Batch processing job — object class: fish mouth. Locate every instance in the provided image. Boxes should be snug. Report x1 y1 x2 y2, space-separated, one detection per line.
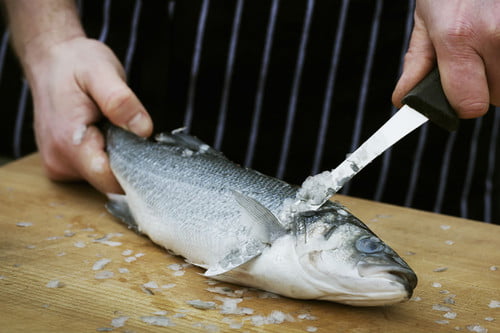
357 261 418 298
388 267 418 297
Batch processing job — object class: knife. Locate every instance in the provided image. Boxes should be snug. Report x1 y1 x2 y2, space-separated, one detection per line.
287 68 459 215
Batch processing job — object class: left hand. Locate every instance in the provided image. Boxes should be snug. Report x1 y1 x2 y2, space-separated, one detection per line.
25 37 153 193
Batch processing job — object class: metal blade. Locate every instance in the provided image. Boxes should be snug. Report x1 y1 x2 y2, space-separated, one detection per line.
286 105 428 215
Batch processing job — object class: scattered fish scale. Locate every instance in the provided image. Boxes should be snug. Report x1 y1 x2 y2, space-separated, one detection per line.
432 304 452 312
140 316 175 327
245 310 295 326
142 281 159 289
466 324 489 333
173 270 185 277
153 310 168 315
489 300 500 308
16 221 33 227
297 313 318 321
110 316 129 328
73 241 86 248
443 296 456 305
186 300 217 310
93 233 123 247
206 286 246 297
122 249 133 256
167 263 183 271
124 256 136 263
215 297 253 315
444 312 457 319
433 267 448 273
94 271 114 279
92 258 112 271
45 280 65 288
221 317 244 329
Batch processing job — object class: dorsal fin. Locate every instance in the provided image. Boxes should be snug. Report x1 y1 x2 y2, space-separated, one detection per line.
155 129 220 156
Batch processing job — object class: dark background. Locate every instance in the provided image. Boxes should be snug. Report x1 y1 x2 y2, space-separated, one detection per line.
0 0 498 223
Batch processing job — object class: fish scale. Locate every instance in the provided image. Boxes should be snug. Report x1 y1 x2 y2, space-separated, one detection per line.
107 127 296 266
105 125 417 306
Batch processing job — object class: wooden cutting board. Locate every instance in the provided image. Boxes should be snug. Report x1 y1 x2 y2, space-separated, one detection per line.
0 154 499 332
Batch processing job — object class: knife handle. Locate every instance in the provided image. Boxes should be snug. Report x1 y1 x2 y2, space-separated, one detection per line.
402 67 459 132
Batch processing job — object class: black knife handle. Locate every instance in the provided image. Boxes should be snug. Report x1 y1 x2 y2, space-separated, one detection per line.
402 67 459 132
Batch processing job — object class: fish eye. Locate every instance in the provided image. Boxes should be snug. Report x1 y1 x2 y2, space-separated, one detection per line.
356 236 385 254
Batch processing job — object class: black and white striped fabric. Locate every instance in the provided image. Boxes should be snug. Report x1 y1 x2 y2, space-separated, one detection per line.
0 0 498 223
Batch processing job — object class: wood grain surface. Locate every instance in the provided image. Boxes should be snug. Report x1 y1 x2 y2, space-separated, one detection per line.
0 154 499 332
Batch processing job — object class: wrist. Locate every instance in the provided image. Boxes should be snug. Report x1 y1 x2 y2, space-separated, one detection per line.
3 0 86 75
22 31 86 79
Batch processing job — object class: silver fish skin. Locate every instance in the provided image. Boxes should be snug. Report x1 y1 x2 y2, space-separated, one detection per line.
106 126 417 306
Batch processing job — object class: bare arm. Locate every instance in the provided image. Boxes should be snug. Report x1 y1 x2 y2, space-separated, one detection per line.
3 0 153 193
392 0 500 118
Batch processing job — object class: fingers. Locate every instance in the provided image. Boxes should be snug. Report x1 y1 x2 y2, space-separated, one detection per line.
392 16 436 108
39 123 123 194
77 48 153 138
435 47 489 119
73 125 123 194
30 37 148 194
432 20 490 118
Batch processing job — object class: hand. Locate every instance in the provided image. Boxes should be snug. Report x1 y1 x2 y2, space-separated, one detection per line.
25 36 153 193
392 0 500 118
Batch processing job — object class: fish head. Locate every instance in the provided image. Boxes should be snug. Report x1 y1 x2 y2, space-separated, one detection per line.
292 203 417 306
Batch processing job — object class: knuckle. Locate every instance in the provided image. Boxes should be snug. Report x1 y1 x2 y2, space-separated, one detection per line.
442 18 476 41
430 17 477 52
103 88 134 121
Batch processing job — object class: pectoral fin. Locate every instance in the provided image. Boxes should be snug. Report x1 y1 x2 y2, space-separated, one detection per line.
232 190 287 243
204 191 287 277
105 193 141 233
204 239 266 276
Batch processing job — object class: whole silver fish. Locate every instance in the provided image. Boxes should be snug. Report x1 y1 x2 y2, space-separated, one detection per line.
106 126 417 306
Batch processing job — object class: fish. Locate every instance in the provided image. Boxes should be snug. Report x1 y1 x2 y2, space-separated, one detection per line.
105 125 417 306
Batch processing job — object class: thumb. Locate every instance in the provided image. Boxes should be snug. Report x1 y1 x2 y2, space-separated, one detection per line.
79 58 153 137
392 17 436 108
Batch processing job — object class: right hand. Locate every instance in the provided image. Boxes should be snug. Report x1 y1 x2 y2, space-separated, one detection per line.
392 0 500 118
25 36 153 193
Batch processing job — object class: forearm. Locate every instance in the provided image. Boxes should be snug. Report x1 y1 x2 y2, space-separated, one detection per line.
2 0 85 72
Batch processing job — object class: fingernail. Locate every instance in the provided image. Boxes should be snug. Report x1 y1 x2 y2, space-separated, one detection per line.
127 113 150 137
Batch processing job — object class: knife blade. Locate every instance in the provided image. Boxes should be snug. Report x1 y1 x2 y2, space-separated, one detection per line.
286 68 459 215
